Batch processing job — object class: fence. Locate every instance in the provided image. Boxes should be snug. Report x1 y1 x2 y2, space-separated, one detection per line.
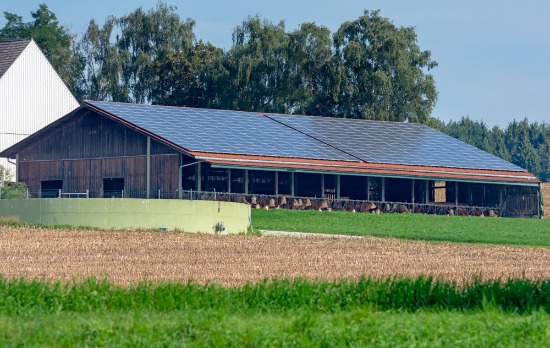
9 188 523 218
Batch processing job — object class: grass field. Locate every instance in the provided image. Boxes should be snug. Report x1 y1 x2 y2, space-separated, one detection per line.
252 209 550 247
0 277 549 346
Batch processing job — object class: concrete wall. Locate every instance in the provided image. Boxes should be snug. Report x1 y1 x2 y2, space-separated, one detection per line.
0 198 250 234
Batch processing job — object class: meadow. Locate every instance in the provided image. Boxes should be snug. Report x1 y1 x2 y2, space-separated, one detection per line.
252 209 550 247
1 211 549 346
0 277 549 346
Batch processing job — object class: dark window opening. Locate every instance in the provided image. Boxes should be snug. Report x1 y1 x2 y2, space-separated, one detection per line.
323 174 337 199
230 169 245 193
103 178 124 198
368 177 381 201
386 178 412 203
341 175 368 200
41 180 62 198
249 170 275 195
295 173 322 197
203 165 228 193
277 172 290 195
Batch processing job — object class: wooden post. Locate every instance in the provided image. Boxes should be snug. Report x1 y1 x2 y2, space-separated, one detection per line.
467 183 472 205
381 178 386 202
537 183 541 219
146 136 151 198
336 174 341 199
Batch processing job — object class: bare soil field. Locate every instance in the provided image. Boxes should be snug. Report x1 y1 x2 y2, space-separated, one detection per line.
1 226 549 286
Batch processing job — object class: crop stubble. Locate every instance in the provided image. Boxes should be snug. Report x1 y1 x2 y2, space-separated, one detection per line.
0 226 549 286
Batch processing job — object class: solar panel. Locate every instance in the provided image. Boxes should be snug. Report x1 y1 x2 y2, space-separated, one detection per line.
85 101 358 162
266 113 525 172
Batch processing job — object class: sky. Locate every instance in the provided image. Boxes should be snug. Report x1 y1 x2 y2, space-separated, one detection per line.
1 0 549 128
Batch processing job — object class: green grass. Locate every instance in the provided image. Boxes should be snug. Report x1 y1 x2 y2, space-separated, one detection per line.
1 277 549 346
252 209 550 246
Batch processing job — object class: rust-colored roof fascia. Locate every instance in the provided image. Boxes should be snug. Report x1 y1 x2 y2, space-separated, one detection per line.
189 151 538 184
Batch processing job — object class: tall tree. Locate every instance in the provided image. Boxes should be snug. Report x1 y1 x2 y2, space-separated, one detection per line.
0 4 83 97
333 10 437 122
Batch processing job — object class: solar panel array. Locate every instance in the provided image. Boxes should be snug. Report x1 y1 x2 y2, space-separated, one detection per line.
86 101 526 172
268 114 524 171
86 101 357 162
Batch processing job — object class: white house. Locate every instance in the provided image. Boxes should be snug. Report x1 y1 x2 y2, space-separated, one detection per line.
0 39 79 178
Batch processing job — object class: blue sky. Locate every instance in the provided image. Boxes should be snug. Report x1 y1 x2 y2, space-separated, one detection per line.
2 0 549 127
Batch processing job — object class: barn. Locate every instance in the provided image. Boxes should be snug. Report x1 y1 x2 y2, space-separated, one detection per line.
0 101 542 218
0 39 79 175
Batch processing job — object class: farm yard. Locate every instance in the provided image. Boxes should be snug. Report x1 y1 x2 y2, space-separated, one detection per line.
1 211 550 346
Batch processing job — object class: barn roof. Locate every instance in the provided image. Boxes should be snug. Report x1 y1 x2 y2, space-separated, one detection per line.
0 101 539 185
0 39 31 79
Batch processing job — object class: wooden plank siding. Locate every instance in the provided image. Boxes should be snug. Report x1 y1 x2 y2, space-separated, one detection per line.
16 108 181 197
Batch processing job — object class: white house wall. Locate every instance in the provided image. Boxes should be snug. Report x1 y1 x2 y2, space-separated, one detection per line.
0 40 79 175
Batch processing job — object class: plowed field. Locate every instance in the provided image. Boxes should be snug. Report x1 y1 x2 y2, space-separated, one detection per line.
1 226 549 286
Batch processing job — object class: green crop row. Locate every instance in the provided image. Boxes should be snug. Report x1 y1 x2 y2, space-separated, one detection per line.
1 276 548 315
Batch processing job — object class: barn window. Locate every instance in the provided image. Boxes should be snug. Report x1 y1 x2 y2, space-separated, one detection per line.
41 180 62 198
103 178 124 198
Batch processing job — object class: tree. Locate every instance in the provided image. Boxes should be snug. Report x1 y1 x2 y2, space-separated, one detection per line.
333 10 437 122
0 4 84 97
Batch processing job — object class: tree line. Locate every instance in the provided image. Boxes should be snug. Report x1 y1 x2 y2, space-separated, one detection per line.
1 3 548 181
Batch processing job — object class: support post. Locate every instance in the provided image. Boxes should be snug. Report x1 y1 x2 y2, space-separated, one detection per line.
275 171 279 196
244 170 249 194
366 177 370 201
196 162 202 192
411 179 415 204
290 172 295 196
227 169 232 193
455 181 458 215
537 183 541 219
336 174 341 199
146 136 151 199
15 154 19 182
425 180 430 204
321 174 325 198
381 178 386 202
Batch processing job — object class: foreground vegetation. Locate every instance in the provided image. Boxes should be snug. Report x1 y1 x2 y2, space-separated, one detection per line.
0 277 549 346
252 209 550 247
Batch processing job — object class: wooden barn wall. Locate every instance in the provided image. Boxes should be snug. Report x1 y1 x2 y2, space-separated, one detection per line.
18 110 177 161
18 155 178 197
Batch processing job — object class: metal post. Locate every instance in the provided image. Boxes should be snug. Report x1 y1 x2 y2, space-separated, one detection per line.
336 174 340 199
26 188 29 199
227 169 232 193
86 189 89 198
196 163 202 192
425 180 430 204
146 136 151 199
411 179 415 204
455 181 458 215
58 189 61 198
244 170 249 194
381 178 386 202
274 171 278 196
366 177 370 201
158 189 161 199
15 154 19 183
537 184 541 219
121 189 124 199
321 174 325 198
291 172 295 196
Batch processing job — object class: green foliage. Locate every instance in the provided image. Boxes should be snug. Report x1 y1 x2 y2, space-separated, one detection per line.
252 209 550 247
333 10 438 122
0 276 548 314
0 4 84 97
0 181 26 199
439 117 550 181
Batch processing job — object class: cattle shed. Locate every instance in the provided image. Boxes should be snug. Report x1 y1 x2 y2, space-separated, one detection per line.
0 101 542 218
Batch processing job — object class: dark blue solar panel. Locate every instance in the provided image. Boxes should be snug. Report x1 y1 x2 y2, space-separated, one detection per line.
85 101 357 162
267 114 525 172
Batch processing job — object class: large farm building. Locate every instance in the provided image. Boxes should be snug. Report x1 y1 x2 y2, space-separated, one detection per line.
0 39 79 175
0 101 542 218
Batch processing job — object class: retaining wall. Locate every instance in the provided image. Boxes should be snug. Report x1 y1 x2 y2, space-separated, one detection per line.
0 198 250 233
